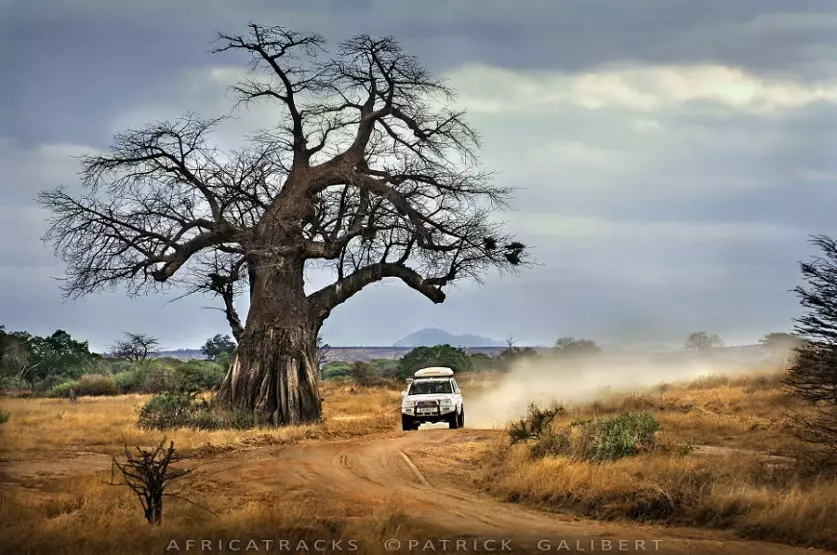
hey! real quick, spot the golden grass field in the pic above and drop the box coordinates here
[1,369,836,553]
[476,370,837,551]
[0,382,423,555]
[0,381,402,460]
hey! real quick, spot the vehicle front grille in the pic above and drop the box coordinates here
[416,400,439,408]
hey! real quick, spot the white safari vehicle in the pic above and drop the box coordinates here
[400,366,464,431]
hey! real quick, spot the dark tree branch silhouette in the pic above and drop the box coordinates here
[110,439,194,524]
[37,23,530,426]
[785,234,837,469]
[110,332,160,361]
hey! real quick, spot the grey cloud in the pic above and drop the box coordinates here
[4,0,837,146]
[1,0,833,348]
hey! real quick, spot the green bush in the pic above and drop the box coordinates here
[137,391,199,429]
[0,411,9,424]
[510,405,661,463]
[75,374,118,396]
[369,358,398,377]
[349,361,377,385]
[48,380,79,398]
[322,361,351,380]
[112,359,225,394]
[583,410,661,461]
[170,360,226,392]
[106,360,134,375]
[115,369,139,393]
[137,391,256,430]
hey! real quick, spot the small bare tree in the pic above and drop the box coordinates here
[316,334,331,369]
[110,332,160,361]
[111,438,193,524]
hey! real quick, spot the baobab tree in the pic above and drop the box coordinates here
[37,24,529,426]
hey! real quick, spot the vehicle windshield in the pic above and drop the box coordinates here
[409,380,452,395]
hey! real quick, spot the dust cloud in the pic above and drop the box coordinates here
[463,348,783,429]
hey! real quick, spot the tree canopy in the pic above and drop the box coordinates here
[684,332,724,351]
[37,24,529,324]
[396,344,473,379]
[553,337,602,356]
[110,332,160,361]
[35,23,530,425]
[201,334,238,361]
[0,328,101,389]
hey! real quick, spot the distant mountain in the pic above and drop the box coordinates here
[393,328,503,348]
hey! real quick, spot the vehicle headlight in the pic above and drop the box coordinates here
[402,400,415,408]
[439,399,453,406]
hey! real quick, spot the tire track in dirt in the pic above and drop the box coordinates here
[1,429,829,554]
[197,428,830,554]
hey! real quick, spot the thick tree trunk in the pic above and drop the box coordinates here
[215,253,322,426]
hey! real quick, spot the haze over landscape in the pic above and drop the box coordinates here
[3,1,836,351]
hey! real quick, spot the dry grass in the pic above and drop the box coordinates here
[0,379,441,554]
[0,380,402,460]
[478,368,837,551]
[555,369,805,454]
[3,367,835,552]
[0,472,433,555]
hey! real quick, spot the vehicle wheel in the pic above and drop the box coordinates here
[448,411,459,429]
[401,416,414,431]
[458,409,465,428]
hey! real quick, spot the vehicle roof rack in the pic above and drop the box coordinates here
[414,366,454,377]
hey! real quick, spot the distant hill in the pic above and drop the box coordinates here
[393,328,503,348]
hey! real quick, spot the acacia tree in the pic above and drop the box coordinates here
[110,332,160,361]
[200,334,237,361]
[553,337,602,355]
[37,24,528,426]
[684,331,724,351]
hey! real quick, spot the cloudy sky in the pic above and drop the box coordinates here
[2,0,836,351]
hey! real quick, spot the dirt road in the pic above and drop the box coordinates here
[197,428,830,554]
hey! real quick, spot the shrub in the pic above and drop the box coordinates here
[530,431,571,459]
[0,411,9,424]
[48,380,79,398]
[75,374,118,396]
[137,391,257,430]
[322,361,351,380]
[581,410,661,461]
[509,404,661,463]
[349,361,377,385]
[162,360,226,392]
[508,402,565,443]
[115,369,140,393]
[113,360,224,394]
[137,391,199,429]
[369,358,398,378]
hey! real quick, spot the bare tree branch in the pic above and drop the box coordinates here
[37,23,533,425]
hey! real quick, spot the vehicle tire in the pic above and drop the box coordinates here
[458,409,465,428]
[448,411,459,429]
[401,416,415,431]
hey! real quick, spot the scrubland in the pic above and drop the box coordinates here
[472,369,837,551]
[1,364,835,553]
